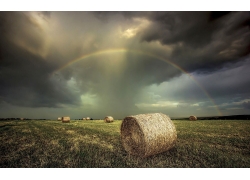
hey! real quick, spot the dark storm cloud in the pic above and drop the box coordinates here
[93,11,250,73]
[146,56,250,116]
[243,101,250,109]
[62,52,181,117]
[134,11,250,73]
[209,11,232,21]
[184,57,250,103]
[39,11,51,18]
[172,57,250,98]
[1,11,250,118]
[0,12,81,108]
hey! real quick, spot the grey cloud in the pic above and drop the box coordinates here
[38,11,51,20]
[164,60,250,108]
[143,57,250,115]
[209,11,232,22]
[1,12,46,51]
[1,11,250,119]
[126,11,220,47]
[0,12,81,108]
[177,103,190,108]
[95,11,250,73]
[197,58,250,101]
[60,52,180,117]
[243,101,250,109]
[137,12,250,73]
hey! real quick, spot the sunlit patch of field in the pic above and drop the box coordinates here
[0,119,249,167]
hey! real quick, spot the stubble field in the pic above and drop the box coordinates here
[0,119,249,168]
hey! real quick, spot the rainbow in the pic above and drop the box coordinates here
[52,48,128,73]
[51,48,222,116]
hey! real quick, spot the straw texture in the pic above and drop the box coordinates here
[189,115,197,121]
[120,113,177,157]
[62,116,70,123]
[104,116,114,123]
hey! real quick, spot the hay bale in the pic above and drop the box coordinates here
[86,117,90,120]
[120,113,177,158]
[82,118,86,120]
[189,115,197,121]
[57,117,62,121]
[104,116,114,123]
[62,116,70,123]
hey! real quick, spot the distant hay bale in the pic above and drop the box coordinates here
[120,113,177,158]
[62,116,70,123]
[20,118,24,120]
[82,118,86,120]
[189,115,197,121]
[57,117,62,121]
[104,116,114,123]
[86,117,90,120]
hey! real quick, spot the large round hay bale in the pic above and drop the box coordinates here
[104,116,114,123]
[189,115,197,121]
[120,113,177,158]
[86,117,90,120]
[62,116,70,123]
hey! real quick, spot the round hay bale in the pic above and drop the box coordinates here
[120,113,177,158]
[189,115,197,121]
[62,116,70,123]
[104,116,114,123]
[82,118,86,120]
[57,117,62,121]
[62,119,70,123]
[86,117,90,120]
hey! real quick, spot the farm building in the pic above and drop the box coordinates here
[189,115,197,121]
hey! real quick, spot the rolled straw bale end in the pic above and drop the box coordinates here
[62,116,70,123]
[189,115,197,121]
[120,113,177,158]
[104,116,114,123]
[62,120,70,123]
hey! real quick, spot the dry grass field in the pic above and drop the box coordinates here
[0,119,249,168]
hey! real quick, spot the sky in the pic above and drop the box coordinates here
[0,11,250,119]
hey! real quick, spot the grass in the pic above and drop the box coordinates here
[0,119,249,168]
